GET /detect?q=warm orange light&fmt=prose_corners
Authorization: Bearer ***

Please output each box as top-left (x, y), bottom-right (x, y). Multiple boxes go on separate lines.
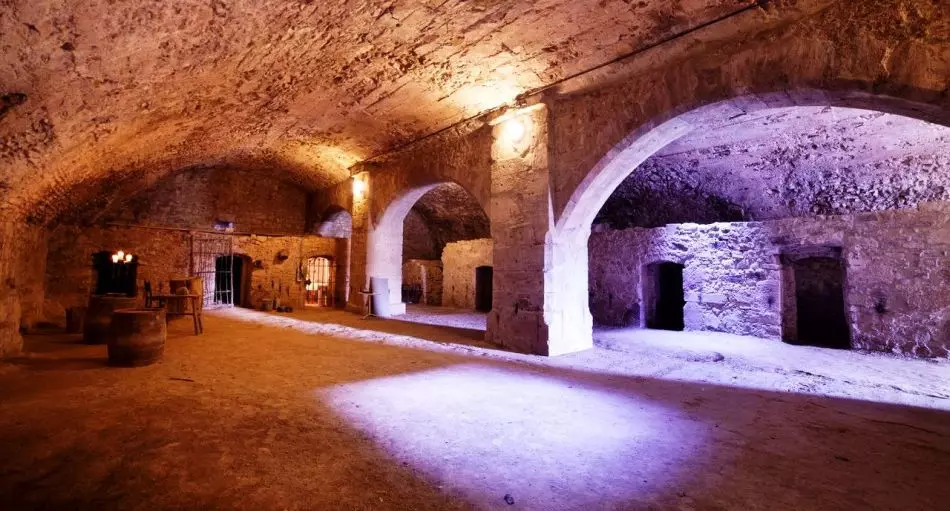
top-left (353, 177), bottom-right (367, 197)
top-left (502, 118), bottom-right (526, 143)
top-left (111, 254), bottom-right (120, 263)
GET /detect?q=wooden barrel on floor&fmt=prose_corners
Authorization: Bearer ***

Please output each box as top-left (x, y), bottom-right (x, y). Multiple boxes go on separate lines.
top-left (83, 295), bottom-right (137, 344)
top-left (108, 308), bottom-right (167, 367)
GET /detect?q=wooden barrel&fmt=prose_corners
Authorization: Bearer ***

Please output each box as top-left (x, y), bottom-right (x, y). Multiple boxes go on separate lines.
top-left (83, 295), bottom-right (138, 344)
top-left (108, 308), bottom-right (166, 367)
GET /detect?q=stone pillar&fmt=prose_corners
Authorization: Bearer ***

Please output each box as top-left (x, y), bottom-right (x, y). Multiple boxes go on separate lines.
top-left (486, 104), bottom-right (593, 356)
top-left (347, 172), bottom-right (370, 312)
top-left (0, 220), bottom-right (24, 357)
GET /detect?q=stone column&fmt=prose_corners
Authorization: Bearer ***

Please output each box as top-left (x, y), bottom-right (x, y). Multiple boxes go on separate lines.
top-left (347, 172), bottom-right (370, 312)
top-left (0, 220), bottom-right (24, 357)
top-left (486, 104), bottom-right (593, 356)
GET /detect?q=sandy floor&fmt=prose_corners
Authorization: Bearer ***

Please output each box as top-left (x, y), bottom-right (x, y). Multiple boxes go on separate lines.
top-left (1, 307), bottom-right (948, 510)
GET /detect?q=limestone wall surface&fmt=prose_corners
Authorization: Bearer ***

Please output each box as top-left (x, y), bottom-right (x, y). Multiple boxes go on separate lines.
top-left (402, 259), bottom-right (444, 306)
top-left (589, 204), bottom-right (950, 358)
top-left (441, 239), bottom-right (492, 310)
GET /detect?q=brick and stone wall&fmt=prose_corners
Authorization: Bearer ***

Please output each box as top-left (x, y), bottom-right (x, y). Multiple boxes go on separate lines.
top-left (589, 204), bottom-right (950, 358)
top-left (441, 239), bottom-right (492, 310)
top-left (102, 168), bottom-right (309, 235)
top-left (44, 225), bottom-right (341, 324)
top-left (402, 259), bottom-right (443, 306)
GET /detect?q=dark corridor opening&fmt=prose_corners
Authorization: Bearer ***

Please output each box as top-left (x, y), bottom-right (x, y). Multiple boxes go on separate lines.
top-left (644, 262), bottom-right (685, 331)
top-left (214, 255), bottom-right (245, 307)
top-left (475, 266), bottom-right (493, 313)
top-left (792, 257), bottom-right (850, 349)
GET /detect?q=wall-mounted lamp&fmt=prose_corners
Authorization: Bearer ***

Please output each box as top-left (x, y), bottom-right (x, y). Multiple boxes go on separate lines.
top-left (489, 103), bottom-right (543, 144)
top-left (353, 176), bottom-right (367, 197)
top-left (501, 118), bottom-right (526, 143)
top-left (111, 250), bottom-right (134, 264)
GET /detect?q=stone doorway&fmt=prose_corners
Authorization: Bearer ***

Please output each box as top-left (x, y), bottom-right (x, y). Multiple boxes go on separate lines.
top-left (644, 262), bottom-right (685, 331)
top-left (475, 265), bottom-right (493, 312)
top-left (792, 256), bottom-right (850, 349)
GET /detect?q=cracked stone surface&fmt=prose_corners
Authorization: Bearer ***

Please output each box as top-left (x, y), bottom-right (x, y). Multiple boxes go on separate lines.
top-left (596, 107), bottom-right (950, 229)
top-left (0, 0), bottom-right (751, 223)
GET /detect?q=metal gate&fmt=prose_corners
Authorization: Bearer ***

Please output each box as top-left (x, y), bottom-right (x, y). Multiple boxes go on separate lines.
top-left (191, 234), bottom-right (234, 309)
top-left (305, 256), bottom-right (336, 307)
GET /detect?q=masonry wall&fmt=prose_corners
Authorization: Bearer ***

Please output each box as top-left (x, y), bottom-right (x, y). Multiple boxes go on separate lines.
top-left (402, 259), bottom-right (443, 306)
top-left (589, 204), bottom-right (950, 358)
top-left (403, 210), bottom-right (439, 260)
top-left (45, 225), bottom-right (341, 325)
top-left (441, 239), bottom-right (492, 310)
top-left (103, 168), bottom-right (309, 235)
top-left (0, 221), bottom-right (49, 355)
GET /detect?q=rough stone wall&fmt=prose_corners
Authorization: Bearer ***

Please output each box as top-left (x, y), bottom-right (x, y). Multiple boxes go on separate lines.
top-left (102, 168), bottom-right (309, 235)
top-left (44, 225), bottom-right (341, 324)
top-left (441, 239), bottom-right (492, 310)
top-left (589, 204), bottom-right (950, 358)
top-left (0, 221), bottom-right (48, 355)
top-left (402, 259), bottom-right (443, 306)
top-left (402, 210), bottom-right (439, 261)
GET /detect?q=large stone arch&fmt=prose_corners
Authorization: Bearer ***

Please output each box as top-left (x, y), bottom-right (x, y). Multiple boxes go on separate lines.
top-left (514, 1), bottom-right (950, 356)
top-left (542, 89), bottom-right (950, 357)
top-left (557, 90), bottom-right (950, 237)
top-left (366, 178), bottom-right (489, 316)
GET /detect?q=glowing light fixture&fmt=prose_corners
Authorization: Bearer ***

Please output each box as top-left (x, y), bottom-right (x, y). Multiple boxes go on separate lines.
top-left (501, 118), bottom-right (526, 143)
top-left (353, 177), bottom-right (367, 197)
top-left (111, 250), bottom-right (134, 264)
top-left (489, 103), bottom-right (544, 144)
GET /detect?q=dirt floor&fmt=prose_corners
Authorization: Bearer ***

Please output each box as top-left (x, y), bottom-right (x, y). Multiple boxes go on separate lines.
top-left (1, 307), bottom-right (949, 510)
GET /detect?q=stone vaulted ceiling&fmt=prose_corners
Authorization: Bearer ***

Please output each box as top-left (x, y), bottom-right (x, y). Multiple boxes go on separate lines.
top-left (0, 0), bottom-right (754, 223)
top-left (595, 107), bottom-right (950, 229)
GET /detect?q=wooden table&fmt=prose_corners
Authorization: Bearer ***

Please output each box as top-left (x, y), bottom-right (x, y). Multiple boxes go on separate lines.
top-left (148, 294), bottom-right (203, 335)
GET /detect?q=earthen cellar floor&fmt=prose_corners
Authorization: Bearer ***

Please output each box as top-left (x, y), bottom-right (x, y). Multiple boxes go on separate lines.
top-left (1, 307), bottom-right (949, 510)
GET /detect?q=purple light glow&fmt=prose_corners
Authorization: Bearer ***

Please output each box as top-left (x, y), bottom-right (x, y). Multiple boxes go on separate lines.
top-left (320, 364), bottom-right (708, 509)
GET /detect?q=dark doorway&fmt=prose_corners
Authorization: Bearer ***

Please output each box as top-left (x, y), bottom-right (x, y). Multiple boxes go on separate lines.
top-left (214, 255), bottom-right (245, 307)
top-left (644, 262), bottom-right (685, 331)
top-left (475, 266), bottom-right (493, 313)
top-left (792, 257), bottom-right (850, 349)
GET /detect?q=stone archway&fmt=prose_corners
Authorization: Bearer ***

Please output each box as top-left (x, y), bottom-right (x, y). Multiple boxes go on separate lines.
top-left (551, 90), bottom-right (950, 355)
top-left (366, 180), bottom-right (489, 317)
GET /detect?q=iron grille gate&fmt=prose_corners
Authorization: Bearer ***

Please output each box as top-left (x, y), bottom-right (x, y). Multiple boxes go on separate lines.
top-left (305, 256), bottom-right (336, 307)
top-left (191, 234), bottom-right (234, 309)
